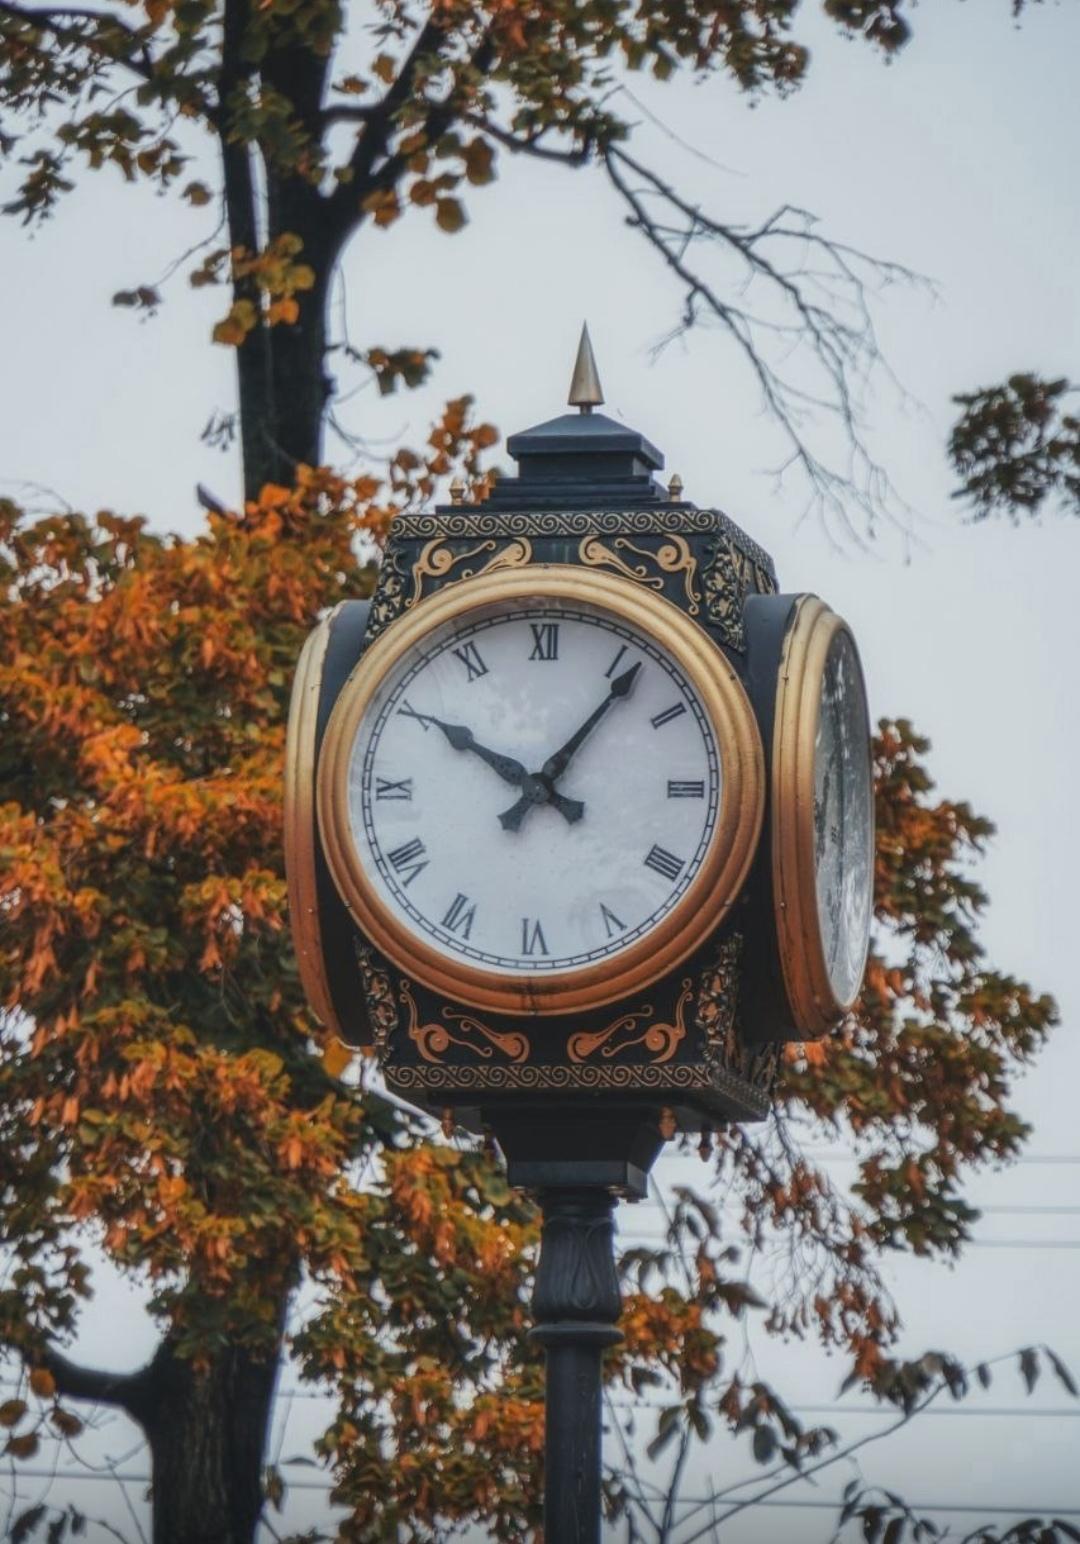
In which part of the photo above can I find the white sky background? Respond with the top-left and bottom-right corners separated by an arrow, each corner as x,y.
2,2 -> 1080,1539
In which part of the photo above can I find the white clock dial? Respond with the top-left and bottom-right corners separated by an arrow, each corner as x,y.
813,626 -> 873,1007
345,598 -> 720,977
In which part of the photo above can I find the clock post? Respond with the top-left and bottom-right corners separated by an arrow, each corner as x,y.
284,326 -> 875,1544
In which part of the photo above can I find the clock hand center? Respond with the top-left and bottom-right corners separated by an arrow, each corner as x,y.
410,709 -> 582,827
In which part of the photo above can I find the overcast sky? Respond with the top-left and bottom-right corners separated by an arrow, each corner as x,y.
2,2 -> 1079,1538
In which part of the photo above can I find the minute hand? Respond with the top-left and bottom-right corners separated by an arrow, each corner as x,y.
542,663 -> 642,782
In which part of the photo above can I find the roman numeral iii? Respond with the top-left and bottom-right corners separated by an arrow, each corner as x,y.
529,622 -> 559,661
643,844 -> 685,882
667,779 -> 704,799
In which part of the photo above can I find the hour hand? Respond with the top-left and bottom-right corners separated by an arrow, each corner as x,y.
413,712 -> 529,788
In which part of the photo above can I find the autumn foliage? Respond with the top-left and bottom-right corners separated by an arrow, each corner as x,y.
0,436 -> 1058,1535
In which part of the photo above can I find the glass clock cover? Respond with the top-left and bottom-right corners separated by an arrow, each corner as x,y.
318,567 -> 764,1015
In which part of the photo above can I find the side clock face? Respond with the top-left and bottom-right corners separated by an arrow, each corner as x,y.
771,596 -> 874,1034
318,566 -> 764,1014
813,626 -> 874,1008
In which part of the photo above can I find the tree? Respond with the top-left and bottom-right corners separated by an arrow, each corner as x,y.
0,1 -> 1065,1540
950,374 -> 1080,521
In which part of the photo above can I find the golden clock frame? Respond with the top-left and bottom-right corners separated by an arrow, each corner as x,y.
317,565 -> 766,1017
284,605 -> 345,1038
771,595 -> 873,1036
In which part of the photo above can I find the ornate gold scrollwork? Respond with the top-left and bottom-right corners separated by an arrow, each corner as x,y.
695,935 -> 741,1069
400,982 -> 530,1064
578,535 -> 701,615
567,979 -> 692,1065
701,535 -> 754,650
695,934 -> 778,1095
408,536 -> 532,607
355,940 -> 399,1060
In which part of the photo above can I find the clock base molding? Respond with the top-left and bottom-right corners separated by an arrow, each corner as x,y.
354,933 -> 777,1132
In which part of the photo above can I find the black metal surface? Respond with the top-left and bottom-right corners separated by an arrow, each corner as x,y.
470,408 -> 667,509
530,1187 -> 624,1544
739,594 -> 803,1044
313,599 -> 373,1045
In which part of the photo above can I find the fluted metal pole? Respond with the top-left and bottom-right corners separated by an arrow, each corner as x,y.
530,1189 -> 623,1544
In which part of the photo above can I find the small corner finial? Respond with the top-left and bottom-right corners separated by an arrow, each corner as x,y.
667,473 -> 684,503
568,322 -> 604,414
449,476 -> 466,506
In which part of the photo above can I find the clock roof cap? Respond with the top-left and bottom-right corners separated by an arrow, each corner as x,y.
505,409 -> 664,469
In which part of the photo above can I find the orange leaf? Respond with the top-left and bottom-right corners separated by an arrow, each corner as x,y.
29,1368 -> 55,1399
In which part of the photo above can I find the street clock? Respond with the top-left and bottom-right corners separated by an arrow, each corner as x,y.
284,325 -> 874,1154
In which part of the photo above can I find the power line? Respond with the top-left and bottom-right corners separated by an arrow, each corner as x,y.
9,1469 -> 1080,1516
802,1151 -> 1080,1166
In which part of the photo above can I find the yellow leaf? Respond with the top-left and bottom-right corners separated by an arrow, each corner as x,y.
322,1038 -> 352,1080
29,1368 -> 55,1399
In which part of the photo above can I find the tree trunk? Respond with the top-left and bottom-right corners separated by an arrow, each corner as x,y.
131,1338 -> 282,1544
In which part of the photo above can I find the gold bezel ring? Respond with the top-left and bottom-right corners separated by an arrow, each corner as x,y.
284,607 -> 344,1037
771,596 -> 872,1035
317,565 -> 765,1016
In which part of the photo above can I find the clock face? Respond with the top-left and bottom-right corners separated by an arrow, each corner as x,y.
317,567 -> 764,1014
813,627 -> 873,1007
764,594 -> 873,1035
346,598 -> 720,977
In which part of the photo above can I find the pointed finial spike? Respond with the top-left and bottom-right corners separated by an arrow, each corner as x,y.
568,323 -> 604,413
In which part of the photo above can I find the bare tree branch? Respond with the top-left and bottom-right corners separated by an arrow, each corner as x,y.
603,143 -> 931,547
0,2 -> 157,89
